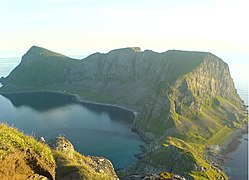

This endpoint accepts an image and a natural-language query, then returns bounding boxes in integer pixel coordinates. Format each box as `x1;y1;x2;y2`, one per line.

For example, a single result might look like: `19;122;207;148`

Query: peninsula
0;46;247;179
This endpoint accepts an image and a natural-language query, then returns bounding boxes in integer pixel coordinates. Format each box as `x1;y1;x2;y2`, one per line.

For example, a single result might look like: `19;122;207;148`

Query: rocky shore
222;125;248;155
1;46;247;179
205;124;248;173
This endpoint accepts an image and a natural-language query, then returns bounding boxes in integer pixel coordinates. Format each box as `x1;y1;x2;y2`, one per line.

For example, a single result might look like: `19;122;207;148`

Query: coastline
0;89;148;156
0;90;138;117
205;124;248;177
0;89;148;140
73;93;138;117
0;89;147;166
221;124;248;155
222;125;248;179
1;89;248;178
224;133;248;180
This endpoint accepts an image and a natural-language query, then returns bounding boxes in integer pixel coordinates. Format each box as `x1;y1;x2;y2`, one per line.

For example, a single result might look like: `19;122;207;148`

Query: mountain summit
0;46;247;179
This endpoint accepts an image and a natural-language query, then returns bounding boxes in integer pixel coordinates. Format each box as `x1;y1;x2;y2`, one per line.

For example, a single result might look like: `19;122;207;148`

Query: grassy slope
1;46;78;91
0;47;247;179
124;76;247;179
0;124;55;179
124;98;238;179
0;124;117;179
4;59;77;89
173;95;246;175
53;150;114;180
127;95;246;179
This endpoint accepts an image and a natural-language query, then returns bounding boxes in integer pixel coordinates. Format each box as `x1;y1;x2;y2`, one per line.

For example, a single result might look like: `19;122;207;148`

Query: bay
0;57;248;177
0;58;144;170
0;91;143;169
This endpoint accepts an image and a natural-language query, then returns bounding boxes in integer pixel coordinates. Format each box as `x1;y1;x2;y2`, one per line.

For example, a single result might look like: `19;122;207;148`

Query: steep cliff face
170;54;241;113
121;53;246;179
172;55;243;130
66;49;206;112
165;54;244;135
0;46;247;179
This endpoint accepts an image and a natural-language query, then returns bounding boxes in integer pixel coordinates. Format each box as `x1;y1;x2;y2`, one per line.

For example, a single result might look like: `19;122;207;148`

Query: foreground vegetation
0;124;118;179
0;46;247;179
0;124;55;179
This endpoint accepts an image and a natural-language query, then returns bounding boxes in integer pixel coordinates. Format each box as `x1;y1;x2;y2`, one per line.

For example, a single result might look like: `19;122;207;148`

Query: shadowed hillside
0;46;247;179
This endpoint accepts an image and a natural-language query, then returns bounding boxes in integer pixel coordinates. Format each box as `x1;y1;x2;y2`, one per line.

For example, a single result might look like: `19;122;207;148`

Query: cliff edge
0;124;118;180
0;46;247;179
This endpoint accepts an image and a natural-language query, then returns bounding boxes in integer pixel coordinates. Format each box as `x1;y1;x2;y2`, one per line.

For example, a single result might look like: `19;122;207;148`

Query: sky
0;0;248;80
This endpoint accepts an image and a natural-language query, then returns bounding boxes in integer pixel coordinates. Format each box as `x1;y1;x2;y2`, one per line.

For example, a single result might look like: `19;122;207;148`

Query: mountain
1;46;78;89
0;46;247;179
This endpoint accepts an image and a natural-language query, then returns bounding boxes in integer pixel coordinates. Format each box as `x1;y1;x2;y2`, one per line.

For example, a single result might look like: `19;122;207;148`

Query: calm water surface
0;92;143;169
0;57;248;176
0;58;144;169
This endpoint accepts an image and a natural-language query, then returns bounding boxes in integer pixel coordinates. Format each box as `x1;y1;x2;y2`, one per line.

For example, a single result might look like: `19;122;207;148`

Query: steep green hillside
0;124;118;179
0;124;55;179
0;46;247;179
1;46;78;89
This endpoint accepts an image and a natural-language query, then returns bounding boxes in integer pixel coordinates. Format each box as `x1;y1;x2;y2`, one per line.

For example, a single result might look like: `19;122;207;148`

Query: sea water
0;58;143;170
0;57;248;176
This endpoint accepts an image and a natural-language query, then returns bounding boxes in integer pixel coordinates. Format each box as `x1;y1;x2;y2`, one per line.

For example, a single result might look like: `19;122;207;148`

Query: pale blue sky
0;0;248;64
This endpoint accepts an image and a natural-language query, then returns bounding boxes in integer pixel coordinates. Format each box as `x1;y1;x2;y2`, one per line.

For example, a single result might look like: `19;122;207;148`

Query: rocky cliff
0;46;247;179
48;136;118;180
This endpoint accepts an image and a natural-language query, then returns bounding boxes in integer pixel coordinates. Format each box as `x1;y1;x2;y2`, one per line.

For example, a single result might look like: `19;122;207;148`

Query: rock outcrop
0;124;118;180
48;136;118;180
0;46;247;179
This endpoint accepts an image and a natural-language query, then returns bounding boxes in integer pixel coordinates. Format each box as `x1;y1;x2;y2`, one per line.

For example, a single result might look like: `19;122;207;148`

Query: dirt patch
0;149;55;180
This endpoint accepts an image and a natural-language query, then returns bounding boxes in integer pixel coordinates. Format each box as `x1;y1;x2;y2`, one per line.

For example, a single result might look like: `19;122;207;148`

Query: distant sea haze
0;58;21;78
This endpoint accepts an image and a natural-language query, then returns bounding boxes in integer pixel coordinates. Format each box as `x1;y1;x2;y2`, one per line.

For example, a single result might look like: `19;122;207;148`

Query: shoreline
221;125;248;179
221;125;248;155
206;124;248;173
0;90;138;117
1;89;248;176
0;89;153;144
0;89;148;159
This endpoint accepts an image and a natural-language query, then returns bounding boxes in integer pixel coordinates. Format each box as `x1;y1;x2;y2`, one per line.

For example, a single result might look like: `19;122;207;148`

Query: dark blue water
0;92;143;169
0;57;248;176
0;58;145;169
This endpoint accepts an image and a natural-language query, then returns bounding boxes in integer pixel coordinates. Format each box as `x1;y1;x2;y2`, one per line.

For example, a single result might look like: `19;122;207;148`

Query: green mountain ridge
0;46;247;179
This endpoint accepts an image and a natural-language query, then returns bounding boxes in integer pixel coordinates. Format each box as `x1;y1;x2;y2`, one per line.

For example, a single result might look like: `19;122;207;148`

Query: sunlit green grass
0;123;55;164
